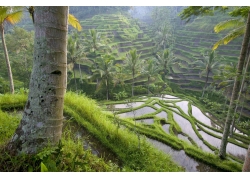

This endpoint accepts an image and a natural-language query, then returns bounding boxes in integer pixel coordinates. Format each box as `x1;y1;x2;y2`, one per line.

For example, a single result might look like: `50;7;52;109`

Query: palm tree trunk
8;6;68;154
0;24;14;94
147;76;150;95
132;70;135;97
223;90;230;113
163;63;167;81
78;63;82;80
243;145;250;171
219;10;250;159
230;52;250;136
73;67;77;92
202;70;210;98
106;78;109;100
233;91;246;133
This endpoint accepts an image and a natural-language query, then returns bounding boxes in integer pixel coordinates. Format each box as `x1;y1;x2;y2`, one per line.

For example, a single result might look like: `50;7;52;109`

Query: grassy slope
0;92;183;172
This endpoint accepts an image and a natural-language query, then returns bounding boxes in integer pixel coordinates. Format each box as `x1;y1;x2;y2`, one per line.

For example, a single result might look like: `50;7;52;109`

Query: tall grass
0;109;20;146
64;91;184;172
0;93;27;110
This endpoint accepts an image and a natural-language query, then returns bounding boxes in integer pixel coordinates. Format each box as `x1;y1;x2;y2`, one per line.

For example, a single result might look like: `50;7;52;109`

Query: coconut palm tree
156;48;176;81
125;49;143;97
213;62;237;113
83;29;111;89
230;51;250;136
154;25;173;51
219;10;250;160
0;6;23;94
195;50;222;97
8;6;68;154
113;64;127;90
92;54;115;100
67;31;85;91
179;5;250;169
142;59;159;95
243;145;250;171
212;17;246;50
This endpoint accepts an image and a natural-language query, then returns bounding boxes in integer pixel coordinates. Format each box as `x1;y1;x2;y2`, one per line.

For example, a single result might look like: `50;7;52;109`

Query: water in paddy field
156;111;168;119
108;94;249;170
172;112;213;153
117;106;156;118
154;103;161;109
147;138;219;172
107;102;144;109
175;101;189;115
192;105;214;126
162;124;170;133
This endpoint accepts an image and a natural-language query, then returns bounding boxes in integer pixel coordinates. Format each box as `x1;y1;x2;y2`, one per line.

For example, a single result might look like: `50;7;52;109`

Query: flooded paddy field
105;94;249;171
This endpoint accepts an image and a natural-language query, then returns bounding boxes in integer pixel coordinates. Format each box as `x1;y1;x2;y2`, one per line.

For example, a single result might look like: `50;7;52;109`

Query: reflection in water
107;102;144;109
154;103;161;109
147;138;219;172
118;106;155;118
162;124;170;133
156;111;168;119
192;105;212;126
173;113;213;153
108;96;248;166
153;97;181;101
178;134;190;144
175;101;189;115
198;124;223;137
199;131;247;160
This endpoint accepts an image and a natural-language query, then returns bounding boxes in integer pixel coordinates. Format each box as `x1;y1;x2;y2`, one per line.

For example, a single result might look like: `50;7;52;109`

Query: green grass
0;93;27;110
0;126;121;172
0;89;247;172
0;109;21;146
63;92;184;172
0;92;184;172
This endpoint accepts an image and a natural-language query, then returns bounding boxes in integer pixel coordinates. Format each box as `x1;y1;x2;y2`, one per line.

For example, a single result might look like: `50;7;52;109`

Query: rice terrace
0;6;249;172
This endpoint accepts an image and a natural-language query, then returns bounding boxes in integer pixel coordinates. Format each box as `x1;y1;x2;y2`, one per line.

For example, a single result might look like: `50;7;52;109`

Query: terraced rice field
106;94;249;171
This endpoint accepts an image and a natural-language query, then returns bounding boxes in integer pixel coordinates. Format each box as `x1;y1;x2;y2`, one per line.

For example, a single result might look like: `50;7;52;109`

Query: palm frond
212;26;245;50
4;10;23;24
68;13;82;31
0;7;8;22
214;18;245;33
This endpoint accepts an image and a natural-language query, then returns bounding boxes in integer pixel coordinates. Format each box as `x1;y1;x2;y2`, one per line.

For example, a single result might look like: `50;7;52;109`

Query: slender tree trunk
234;91;246;133
164;62;167;81
202;70;210;98
147;76;150;95
132;69;135;97
78;63;82;80
230;52;250;136
219;10;250;159
94;53;99;90
223;90;229;113
105;77;109;100
8;6;68;154
0;24;14;94
73;65;77;92
243;145;250;171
